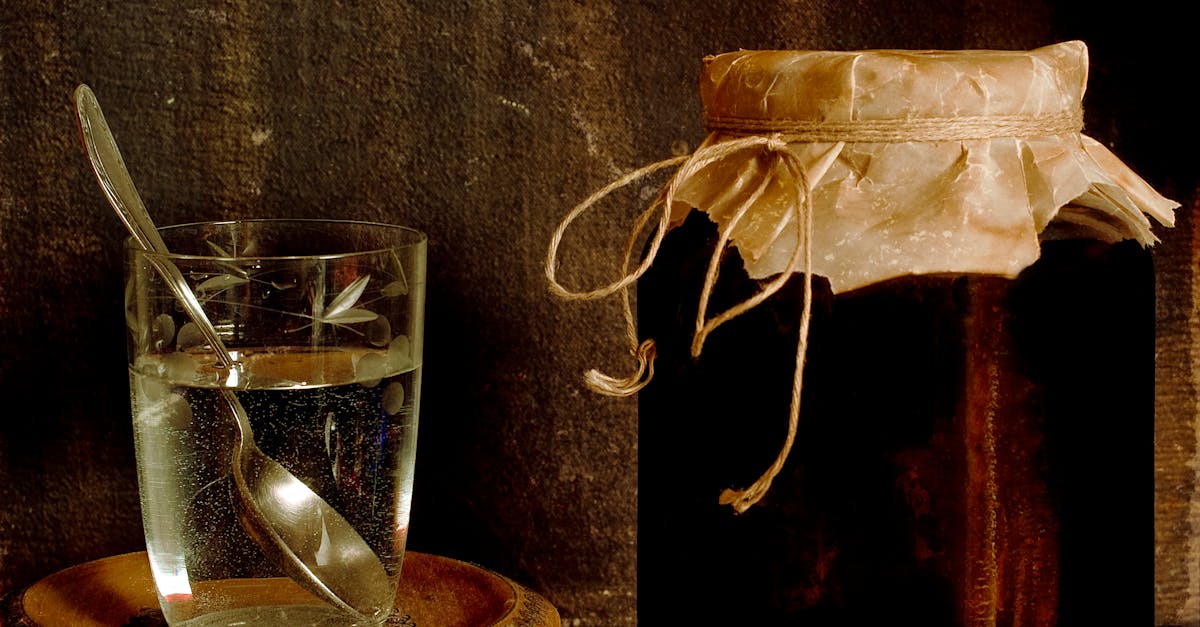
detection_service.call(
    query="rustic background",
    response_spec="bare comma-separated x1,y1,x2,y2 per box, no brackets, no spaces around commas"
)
0,1,1195,625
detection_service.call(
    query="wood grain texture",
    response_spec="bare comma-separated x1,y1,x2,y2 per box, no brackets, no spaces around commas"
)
2,551,559,627
1154,192,1200,626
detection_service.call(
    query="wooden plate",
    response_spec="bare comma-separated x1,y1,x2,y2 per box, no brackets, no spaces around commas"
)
2,551,559,627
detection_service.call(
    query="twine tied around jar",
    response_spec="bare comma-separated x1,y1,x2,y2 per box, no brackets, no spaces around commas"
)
545,106,1084,513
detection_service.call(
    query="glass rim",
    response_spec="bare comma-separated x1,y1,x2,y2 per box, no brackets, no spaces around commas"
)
124,218,427,262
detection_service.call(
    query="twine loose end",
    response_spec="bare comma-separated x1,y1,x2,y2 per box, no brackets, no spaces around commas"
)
719,480,773,514
583,339,657,397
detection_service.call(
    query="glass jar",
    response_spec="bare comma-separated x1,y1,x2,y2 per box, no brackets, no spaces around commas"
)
638,214,1155,625
547,40,1176,626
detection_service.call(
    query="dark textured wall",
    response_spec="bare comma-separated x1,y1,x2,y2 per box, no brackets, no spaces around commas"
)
0,2,1195,625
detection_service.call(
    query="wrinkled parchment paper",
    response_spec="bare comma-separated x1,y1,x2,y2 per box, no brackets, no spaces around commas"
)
670,40,1177,293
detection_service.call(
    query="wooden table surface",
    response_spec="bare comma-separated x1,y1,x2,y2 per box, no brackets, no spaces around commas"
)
2,551,559,627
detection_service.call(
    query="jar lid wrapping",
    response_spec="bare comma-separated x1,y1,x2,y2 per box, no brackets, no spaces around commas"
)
666,41,1177,292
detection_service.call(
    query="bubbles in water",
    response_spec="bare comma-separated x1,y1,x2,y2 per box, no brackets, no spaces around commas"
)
135,382,192,429
382,382,406,416
135,369,174,403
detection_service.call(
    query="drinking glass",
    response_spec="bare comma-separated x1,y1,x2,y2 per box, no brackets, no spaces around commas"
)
125,219,426,626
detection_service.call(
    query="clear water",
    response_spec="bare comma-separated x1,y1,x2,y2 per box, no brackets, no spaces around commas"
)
131,348,419,626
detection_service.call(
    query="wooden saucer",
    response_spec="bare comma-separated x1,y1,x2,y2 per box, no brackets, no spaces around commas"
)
3,551,559,626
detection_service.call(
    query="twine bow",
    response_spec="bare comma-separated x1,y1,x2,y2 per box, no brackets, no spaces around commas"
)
546,132,815,513
545,107,1084,512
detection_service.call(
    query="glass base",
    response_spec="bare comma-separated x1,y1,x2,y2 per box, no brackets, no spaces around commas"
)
173,604,387,627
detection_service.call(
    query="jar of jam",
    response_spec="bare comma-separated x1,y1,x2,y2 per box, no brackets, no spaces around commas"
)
547,41,1176,626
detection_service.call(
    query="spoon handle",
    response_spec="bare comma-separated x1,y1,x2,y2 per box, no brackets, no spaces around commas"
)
73,85,167,254
73,85,234,371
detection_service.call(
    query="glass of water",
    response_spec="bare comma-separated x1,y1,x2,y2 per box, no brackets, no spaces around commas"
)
125,219,426,626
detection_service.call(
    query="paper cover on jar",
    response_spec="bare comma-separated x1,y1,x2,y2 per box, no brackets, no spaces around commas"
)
669,40,1177,293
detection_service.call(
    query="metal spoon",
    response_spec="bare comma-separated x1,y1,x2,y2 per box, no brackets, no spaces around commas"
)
72,84,394,621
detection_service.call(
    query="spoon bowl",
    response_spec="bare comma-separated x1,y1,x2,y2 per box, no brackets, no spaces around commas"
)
222,392,394,621
73,84,394,620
